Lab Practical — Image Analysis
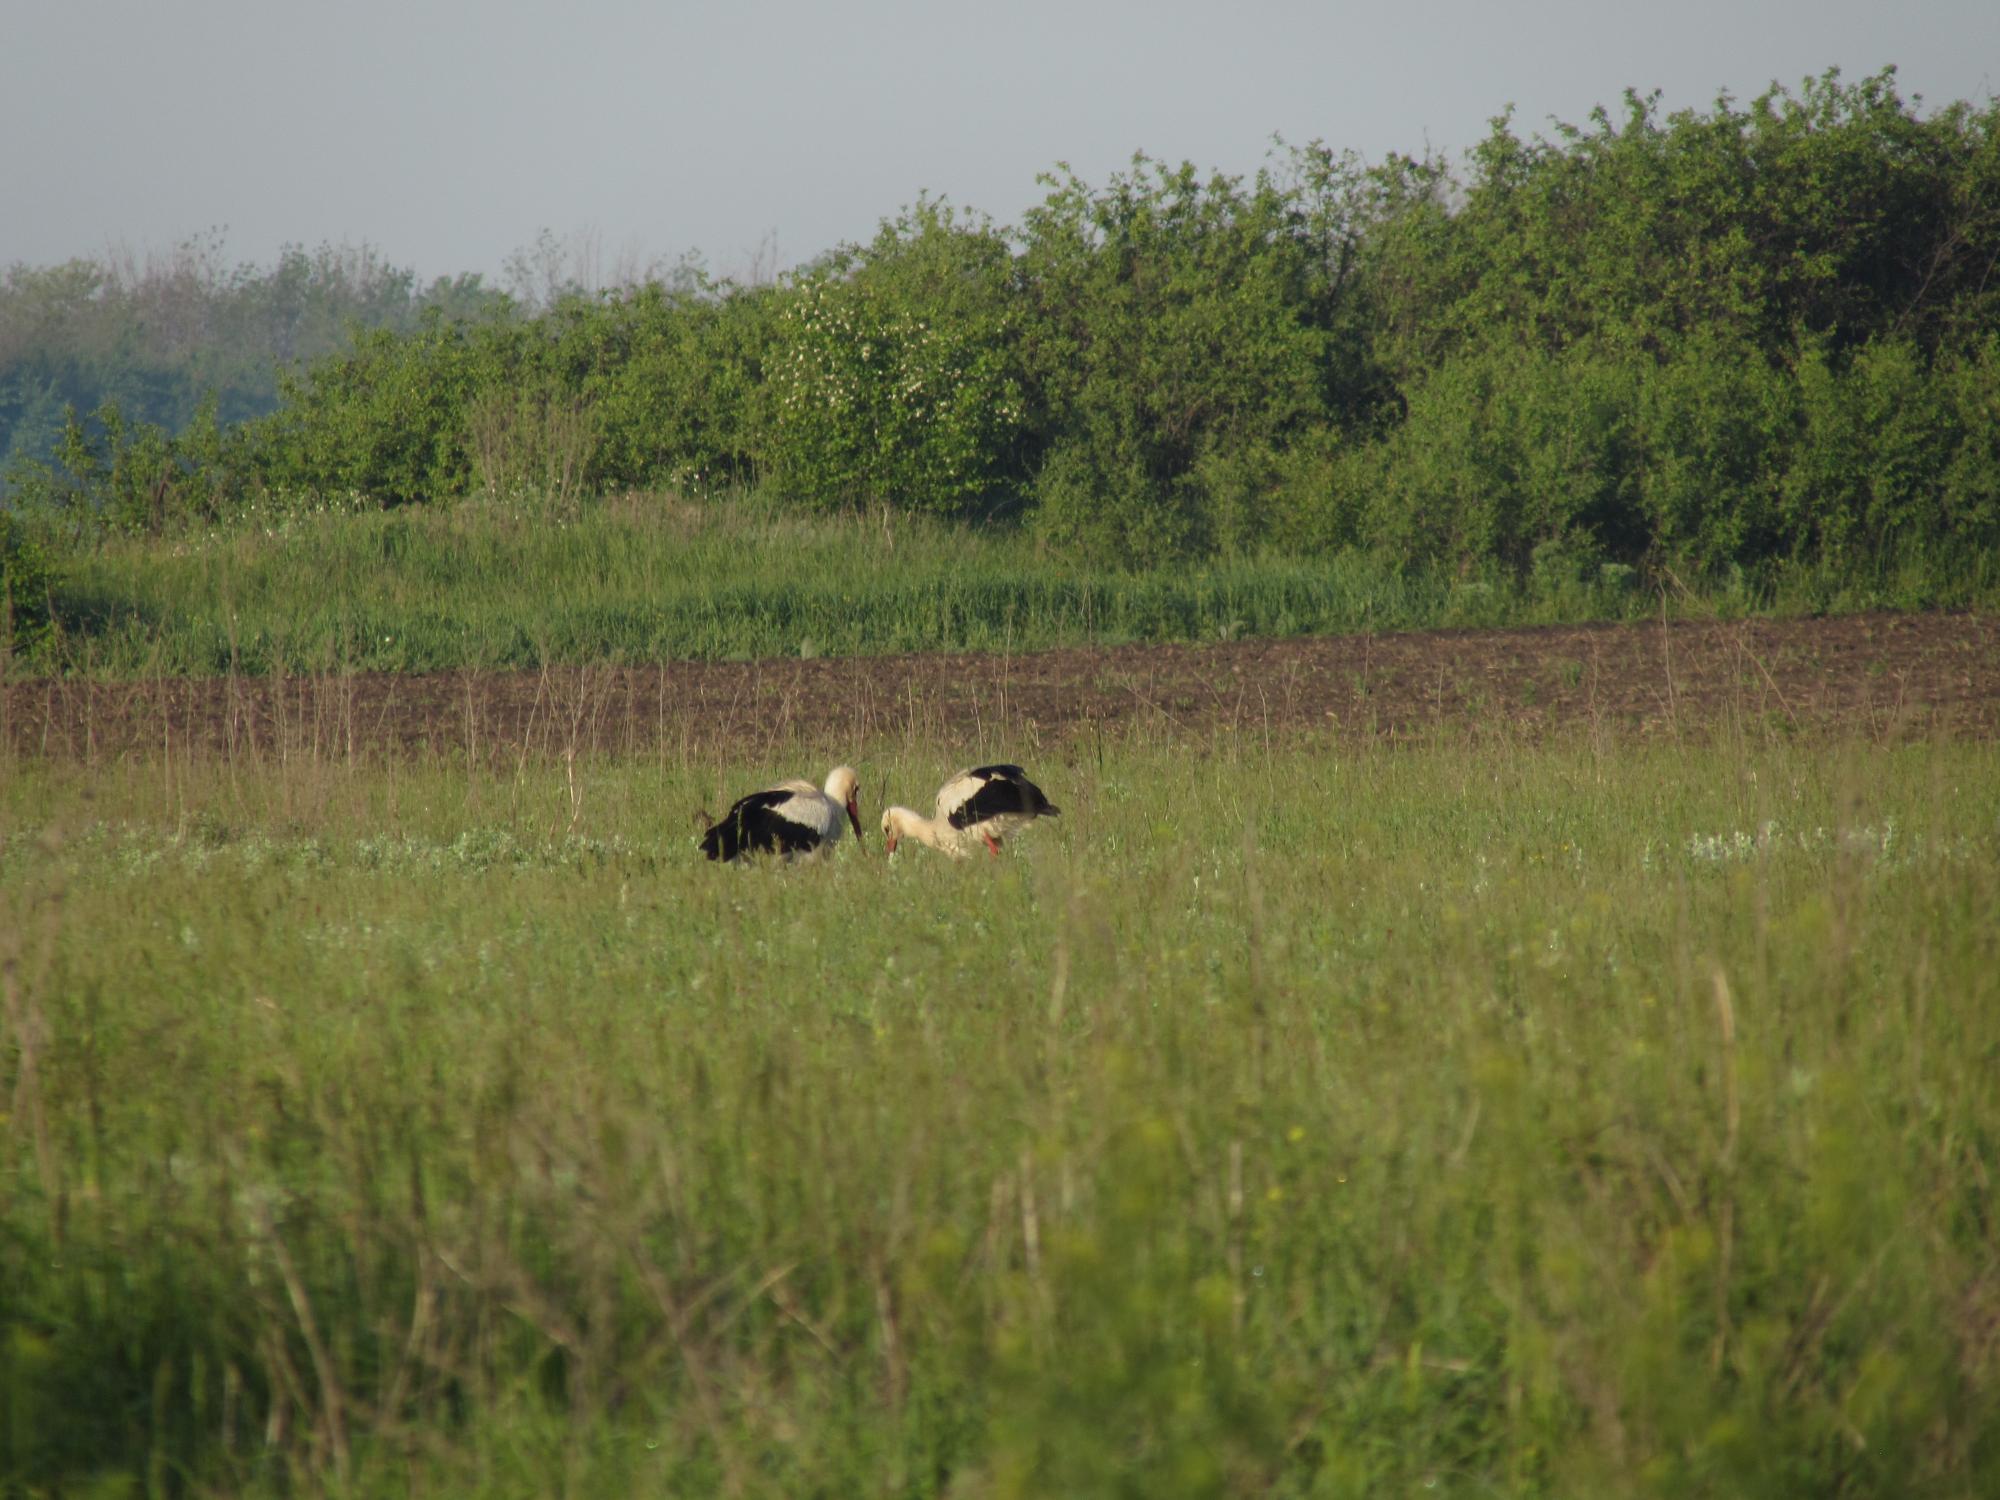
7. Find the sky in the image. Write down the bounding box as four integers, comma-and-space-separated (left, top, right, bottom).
3, 0, 1993, 288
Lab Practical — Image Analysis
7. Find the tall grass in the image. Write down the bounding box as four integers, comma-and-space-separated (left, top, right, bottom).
29, 492, 1999, 678
4, 724, 1997, 1495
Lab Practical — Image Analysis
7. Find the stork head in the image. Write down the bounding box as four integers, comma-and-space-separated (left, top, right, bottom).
879, 806, 907, 855
825, 765, 863, 840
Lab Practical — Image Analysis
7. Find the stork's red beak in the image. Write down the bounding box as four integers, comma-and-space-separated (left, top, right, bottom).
847, 796, 863, 840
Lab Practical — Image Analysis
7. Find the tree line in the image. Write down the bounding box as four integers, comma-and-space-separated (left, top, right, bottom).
0, 235, 505, 471
6, 70, 1998, 614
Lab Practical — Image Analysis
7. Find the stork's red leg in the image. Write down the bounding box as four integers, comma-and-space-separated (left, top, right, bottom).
984, 833, 1002, 858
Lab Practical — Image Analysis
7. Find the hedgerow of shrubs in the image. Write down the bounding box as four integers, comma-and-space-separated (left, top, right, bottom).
7, 68, 1998, 616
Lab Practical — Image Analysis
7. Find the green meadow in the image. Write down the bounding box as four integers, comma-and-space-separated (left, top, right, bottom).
4, 726, 1997, 1496
26, 493, 1993, 679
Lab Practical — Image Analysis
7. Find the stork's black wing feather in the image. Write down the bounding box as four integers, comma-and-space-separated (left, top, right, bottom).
947, 768, 1059, 829
700, 789, 825, 861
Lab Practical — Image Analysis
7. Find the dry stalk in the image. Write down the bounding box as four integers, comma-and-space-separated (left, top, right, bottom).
1732, 625, 1801, 733
373, 1243, 441, 1430
1657, 587, 1681, 740
563, 747, 583, 837
253, 1205, 352, 1482
1, 956, 59, 1219
620, 1242, 754, 1499
1710, 966, 1740, 1373
1019, 1148, 1041, 1282
1227, 1138, 1246, 1337
873, 1257, 906, 1411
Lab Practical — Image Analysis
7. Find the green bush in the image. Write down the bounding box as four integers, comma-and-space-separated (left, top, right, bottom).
1353, 343, 1642, 573
1938, 337, 2000, 542
583, 283, 769, 498
251, 315, 498, 504
1019, 156, 1352, 562
1032, 425, 1206, 566
7, 69, 1999, 592
3, 397, 257, 538
1784, 336, 1964, 564
1365, 70, 2000, 376
764, 201, 1026, 516
1629, 334, 1796, 570
0, 506, 58, 651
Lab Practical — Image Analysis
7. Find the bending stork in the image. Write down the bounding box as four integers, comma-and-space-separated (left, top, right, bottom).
880, 764, 1059, 858
700, 766, 862, 861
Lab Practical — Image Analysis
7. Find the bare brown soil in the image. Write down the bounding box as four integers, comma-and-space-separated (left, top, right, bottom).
5, 612, 1995, 765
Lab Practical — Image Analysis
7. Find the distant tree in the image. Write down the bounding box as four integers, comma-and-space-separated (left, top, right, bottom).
0, 237, 509, 492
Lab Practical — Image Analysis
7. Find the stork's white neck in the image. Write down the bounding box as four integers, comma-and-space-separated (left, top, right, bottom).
882, 806, 969, 856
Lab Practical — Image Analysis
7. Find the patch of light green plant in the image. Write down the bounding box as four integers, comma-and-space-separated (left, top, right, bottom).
28, 487, 1962, 680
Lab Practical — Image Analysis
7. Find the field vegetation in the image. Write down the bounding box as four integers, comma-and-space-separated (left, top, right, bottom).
5, 60, 1998, 1500
30, 493, 1978, 680
4, 719, 1997, 1495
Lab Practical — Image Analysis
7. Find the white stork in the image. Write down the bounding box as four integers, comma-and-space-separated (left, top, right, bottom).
700, 766, 862, 861
880, 764, 1060, 858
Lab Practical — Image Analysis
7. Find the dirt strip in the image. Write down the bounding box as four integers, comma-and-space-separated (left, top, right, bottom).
5, 612, 1995, 764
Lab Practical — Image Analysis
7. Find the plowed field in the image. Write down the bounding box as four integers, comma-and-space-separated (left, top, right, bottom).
7, 611, 1994, 763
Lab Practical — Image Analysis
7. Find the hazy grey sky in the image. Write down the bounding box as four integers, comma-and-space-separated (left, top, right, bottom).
3, 0, 1993, 285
